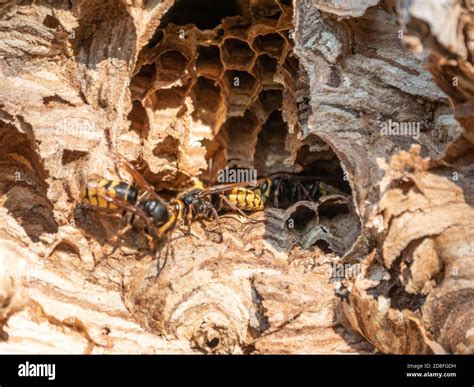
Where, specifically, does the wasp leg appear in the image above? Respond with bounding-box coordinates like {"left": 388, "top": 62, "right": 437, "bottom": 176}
{"left": 106, "top": 223, "right": 133, "bottom": 256}
{"left": 220, "top": 195, "right": 259, "bottom": 223}
{"left": 143, "top": 229, "right": 155, "bottom": 251}
{"left": 271, "top": 181, "right": 286, "bottom": 208}
{"left": 202, "top": 203, "right": 223, "bottom": 243}
{"left": 180, "top": 203, "right": 194, "bottom": 237}
{"left": 296, "top": 182, "right": 312, "bottom": 201}
{"left": 155, "top": 234, "right": 174, "bottom": 276}
{"left": 98, "top": 193, "right": 152, "bottom": 225}
{"left": 96, "top": 193, "right": 157, "bottom": 257}
{"left": 109, "top": 151, "right": 167, "bottom": 205}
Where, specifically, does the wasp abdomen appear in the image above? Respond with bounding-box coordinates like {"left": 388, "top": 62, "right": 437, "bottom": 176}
{"left": 81, "top": 179, "right": 138, "bottom": 209}
{"left": 224, "top": 187, "right": 265, "bottom": 211}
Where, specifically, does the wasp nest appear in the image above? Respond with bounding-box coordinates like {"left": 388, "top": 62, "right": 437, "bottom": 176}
{"left": 129, "top": 0, "right": 318, "bottom": 185}
{"left": 119, "top": 0, "right": 363, "bottom": 354}
{"left": 126, "top": 0, "right": 358, "bottom": 257}
{"left": 0, "top": 0, "right": 366, "bottom": 355}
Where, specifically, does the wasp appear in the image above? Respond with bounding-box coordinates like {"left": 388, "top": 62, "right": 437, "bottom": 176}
{"left": 261, "top": 174, "right": 345, "bottom": 209}
{"left": 158, "top": 179, "right": 270, "bottom": 238}
{"left": 208, "top": 179, "right": 272, "bottom": 212}
{"left": 81, "top": 130, "right": 346, "bottom": 260}
{"left": 81, "top": 174, "right": 263, "bottom": 262}
{"left": 80, "top": 152, "right": 172, "bottom": 251}
{"left": 207, "top": 173, "right": 344, "bottom": 213}
{"left": 81, "top": 128, "right": 204, "bottom": 249}
{"left": 155, "top": 181, "right": 223, "bottom": 240}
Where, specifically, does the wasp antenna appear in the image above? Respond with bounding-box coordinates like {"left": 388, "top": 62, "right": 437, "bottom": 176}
{"left": 208, "top": 157, "right": 214, "bottom": 186}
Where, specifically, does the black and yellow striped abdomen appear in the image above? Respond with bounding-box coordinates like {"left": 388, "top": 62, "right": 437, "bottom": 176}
{"left": 223, "top": 188, "right": 263, "bottom": 211}
{"left": 213, "top": 178, "right": 272, "bottom": 212}
{"left": 81, "top": 179, "right": 138, "bottom": 209}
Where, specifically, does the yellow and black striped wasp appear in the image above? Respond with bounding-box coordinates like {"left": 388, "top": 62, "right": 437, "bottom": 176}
{"left": 82, "top": 164, "right": 343, "bottom": 236}
{"left": 80, "top": 151, "right": 173, "bottom": 252}
{"left": 201, "top": 172, "right": 345, "bottom": 213}
{"left": 80, "top": 165, "right": 265, "bottom": 265}
{"left": 80, "top": 130, "right": 345, "bottom": 265}
{"left": 80, "top": 137, "right": 251, "bottom": 254}
{"left": 258, "top": 173, "right": 346, "bottom": 209}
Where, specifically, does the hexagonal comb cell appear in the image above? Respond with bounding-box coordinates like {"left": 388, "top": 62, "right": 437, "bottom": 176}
{"left": 196, "top": 45, "right": 223, "bottom": 80}
{"left": 155, "top": 50, "right": 190, "bottom": 83}
{"left": 221, "top": 38, "right": 256, "bottom": 71}
{"left": 221, "top": 15, "right": 252, "bottom": 41}
{"left": 128, "top": 101, "right": 150, "bottom": 138}
{"left": 218, "top": 110, "right": 260, "bottom": 167}
{"left": 252, "top": 32, "right": 286, "bottom": 58}
{"left": 149, "top": 82, "right": 191, "bottom": 111}
{"left": 221, "top": 70, "right": 260, "bottom": 117}
{"left": 252, "top": 54, "right": 278, "bottom": 87}
{"left": 251, "top": 89, "right": 283, "bottom": 122}
{"left": 250, "top": 0, "right": 282, "bottom": 20}
{"left": 130, "top": 63, "right": 156, "bottom": 100}
{"left": 190, "top": 77, "right": 226, "bottom": 130}
{"left": 254, "top": 110, "right": 290, "bottom": 174}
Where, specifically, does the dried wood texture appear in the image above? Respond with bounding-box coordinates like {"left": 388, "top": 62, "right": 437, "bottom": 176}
{"left": 0, "top": 0, "right": 472, "bottom": 354}
{"left": 293, "top": 0, "right": 473, "bottom": 354}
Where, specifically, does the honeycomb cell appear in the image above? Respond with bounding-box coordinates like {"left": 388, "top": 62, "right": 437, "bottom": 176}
{"left": 218, "top": 110, "right": 260, "bottom": 167}
{"left": 148, "top": 82, "right": 191, "bottom": 111}
{"left": 221, "top": 15, "right": 252, "bottom": 41}
{"left": 155, "top": 50, "right": 190, "bottom": 83}
{"left": 258, "top": 89, "right": 283, "bottom": 115}
{"left": 196, "top": 45, "right": 224, "bottom": 80}
{"left": 130, "top": 63, "right": 157, "bottom": 100}
{"left": 250, "top": 0, "right": 282, "bottom": 20}
{"left": 190, "top": 77, "right": 226, "bottom": 130}
{"left": 221, "top": 38, "right": 256, "bottom": 71}
{"left": 252, "top": 54, "right": 278, "bottom": 87}
{"left": 128, "top": 101, "right": 150, "bottom": 138}
{"left": 252, "top": 32, "right": 286, "bottom": 58}
{"left": 250, "top": 89, "right": 283, "bottom": 124}
{"left": 225, "top": 110, "right": 259, "bottom": 135}
{"left": 280, "top": 53, "right": 299, "bottom": 90}
{"left": 152, "top": 135, "right": 179, "bottom": 163}
{"left": 254, "top": 110, "right": 289, "bottom": 174}
{"left": 158, "top": 0, "right": 239, "bottom": 30}
{"left": 221, "top": 70, "right": 260, "bottom": 117}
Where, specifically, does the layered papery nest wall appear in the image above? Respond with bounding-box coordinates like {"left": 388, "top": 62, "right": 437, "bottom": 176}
{"left": 0, "top": 0, "right": 472, "bottom": 354}
{"left": 294, "top": 0, "right": 473, "bottom": 354}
